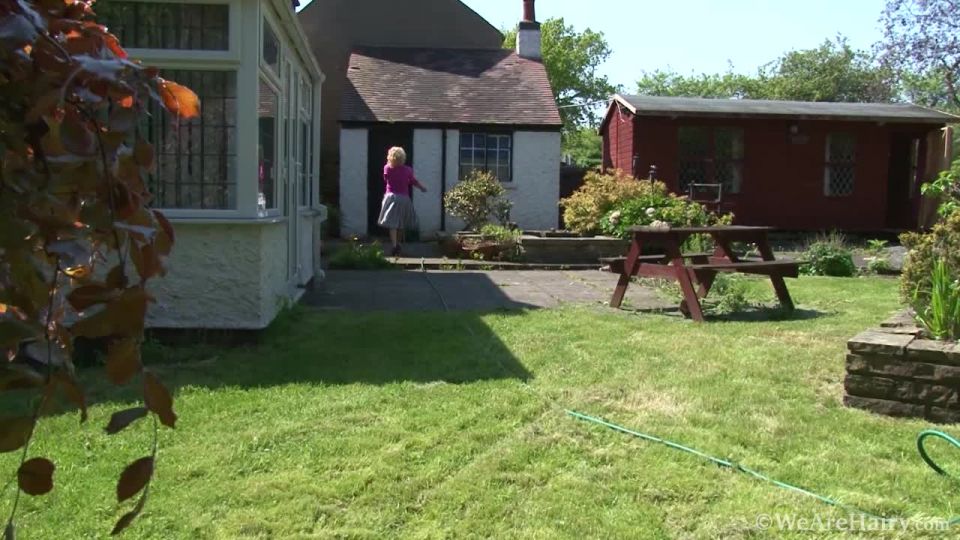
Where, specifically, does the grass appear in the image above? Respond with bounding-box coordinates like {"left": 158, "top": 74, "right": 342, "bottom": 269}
{"left": 3, "top": 276, "right": 959, "bottom": 538}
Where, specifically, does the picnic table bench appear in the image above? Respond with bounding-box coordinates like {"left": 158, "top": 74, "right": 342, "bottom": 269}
{"left": 605, "top": 225, "right": 799, "bottom": 321}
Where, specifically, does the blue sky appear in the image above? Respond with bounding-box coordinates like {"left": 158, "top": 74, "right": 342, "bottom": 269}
{"left": 462, "top": 0, "right": 888, "bottom": 92}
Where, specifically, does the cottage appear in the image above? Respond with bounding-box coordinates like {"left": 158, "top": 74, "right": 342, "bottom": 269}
{"left": 600, "top": 95, "right": 958, "bottom": 231}
{"left": 97, "top": 0, "right": 325, "bottom": 329}
{"left": 301, "top": 0, "right": 562, "bottom": 237}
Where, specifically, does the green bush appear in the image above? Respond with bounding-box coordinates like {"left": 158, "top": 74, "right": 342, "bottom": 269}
{"left": 328, "top": 241, "right": 394, "bottom": 270}
{"left": 479, "top": 223, "right": 521, "bottom": 243}
{"left": 707, "top": 274, "right": 752, "bottom": 315}
{"left": 920, "top": 157, "right": 960, "bottom": 218}
{"left": 800, "top": 232, "right": 857, "bottom": 277}
{"left": 599, "top": 191, "right": 731, "bottom": 240}
{"left": 560, "top": 169, "right": 654, "bottom": 235}
{"left": 444, "top": 170, "right": 512, "bottom": 231}
{"left": 901, "top": 209, "right": 960, "bottom": 315}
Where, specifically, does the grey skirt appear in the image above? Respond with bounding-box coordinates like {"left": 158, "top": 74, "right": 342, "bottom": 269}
{"left": 378, "top": 192, "right": 419, "bottom": 230}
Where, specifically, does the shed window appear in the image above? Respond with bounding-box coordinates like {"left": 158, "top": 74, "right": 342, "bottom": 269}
{"left": 460, "top": 133, "right": 512, "bottom": 182}
{"left": 145, "top": 70, "right": 237, "bottom": 209}
{"left": 98, "top": 2, "right": 228, "bottom": 50}
{"left": 678, "top": 127, "right": 743, "bottom": 195}
{"left": 824, "top": 134, "right": 856, "bottom": 197}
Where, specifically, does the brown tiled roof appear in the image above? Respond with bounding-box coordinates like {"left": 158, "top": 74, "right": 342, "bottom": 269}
{"left": 340, "top": 47, "right": 561, "bottom": 127}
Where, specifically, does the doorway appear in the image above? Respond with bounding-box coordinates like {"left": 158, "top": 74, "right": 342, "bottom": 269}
{"left": 367, "top": 126, "right": 414, "bottom": 235}
{"left": 886, "top": 133, "right": 920, "bottom": 230}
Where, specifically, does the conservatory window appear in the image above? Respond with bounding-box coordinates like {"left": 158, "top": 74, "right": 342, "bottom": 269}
{"left": 262, "top": 19, "right": 280, "bottom": 75}
{"left": 145, "top": 70, "right": 237, "bottom": 210}
{"left": 97, "top": 2, "right": 229, "bottom": 50}
{"left": 258, "top": 79, "right": 279, "bottom": 213}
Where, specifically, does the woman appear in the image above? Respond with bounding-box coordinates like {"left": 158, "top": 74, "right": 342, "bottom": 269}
{"left": 378, "top": 146, "right": 426, "bottom": 256}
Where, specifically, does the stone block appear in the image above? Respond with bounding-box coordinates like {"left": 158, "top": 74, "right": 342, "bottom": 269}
{"left": 880, "top": 310, "right": 917, "bottom": 328}
{"left": 847, "top": 330, "right": 916, "bottom": 355}
{"left": 846, "top": 354, "right": 960, "bottom": 384}
{"left": 845, "top": 374, "right": 960, "bottom": 408}
{"left": 844, "top": 395, "right": 960, "bottom": 424}
{"left": 907, "top": 339, "right": 960, "bottom": 367}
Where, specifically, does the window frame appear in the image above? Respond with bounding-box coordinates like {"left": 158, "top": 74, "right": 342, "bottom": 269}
{"left": 100, "top": 0, "right": 241, "bottom": 64}
{"left": 458, "top": 131, "right": 514, "bottom": 183}
{"left": 677, "top": 126, "right": 744, "bottom": 196}
{"left": 257, "top": 75, "right": 281, "bottom": 216}
{"left": 823, "top": 133, "right": 856, "bottom": 197}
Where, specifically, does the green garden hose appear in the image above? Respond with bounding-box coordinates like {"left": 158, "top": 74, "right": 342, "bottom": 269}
{"left": 418, "top": 270, "right": 959, "bottom": 527}
{"left": 567, "top": 410, "right": 960, "bottom": 527}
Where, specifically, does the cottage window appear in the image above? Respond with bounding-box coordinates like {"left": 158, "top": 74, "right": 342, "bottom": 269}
{"left": 824, "top": 133, "right": 856, "bottom": 197}
{"left": 145, "top": 70, "right": 237, "bottom": 210}
{"left": 459, "top": 133, "right": 512, "bottom": 182}
{"left": 98, "top": 2, "right": 229, "bottom": 50}
{"left": 678, "top": 127, "right": 743, "bottom": 195}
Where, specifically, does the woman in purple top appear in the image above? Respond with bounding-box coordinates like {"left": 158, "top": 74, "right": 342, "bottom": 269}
{"left": 378, "top": 146, "right": 426, "bottom": 256}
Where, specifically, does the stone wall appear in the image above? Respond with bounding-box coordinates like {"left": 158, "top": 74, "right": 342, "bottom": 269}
{"left": 844, "top": 311, "right": 960, "bottom": 423}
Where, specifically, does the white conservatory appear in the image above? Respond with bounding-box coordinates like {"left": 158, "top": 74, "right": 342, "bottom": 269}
{"left": 98, "top": 0, "right": 326, "bottom": 329}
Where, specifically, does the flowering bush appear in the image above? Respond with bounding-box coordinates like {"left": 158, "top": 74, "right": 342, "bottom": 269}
{"left": 560, "top": 169, "right": 654, "bottom": 234}
{"left": 598, "top": 183, "right": 732, "bottom": 239}
{"left": 444, "top": 170, "right": 512, "bottom": 231}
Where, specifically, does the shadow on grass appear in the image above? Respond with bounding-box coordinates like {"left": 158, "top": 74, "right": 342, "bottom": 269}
{"left": 616, "top": 305, "right": 827, "bottom": 323}
{"left": 61, "top": 272, "right": 539, "bottom": 410}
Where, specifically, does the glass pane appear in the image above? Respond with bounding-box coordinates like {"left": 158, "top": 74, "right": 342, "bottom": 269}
{"left": 300, "top": 122, "right": 309, "bottom": 205}
{"left": 258, "top": 79, "right": 278, "bottom": 212}
{"left": 678, "top": 161, "right": 706, "bottom": 193}
{"left": 147, "top": 70, "right": 237, "bottom": 210}
{"left": 263, "top": 20, "right": 280, "bottom": 73}
{"left": 828, "top": 133, "right": 855, "bottom": 162}
{"left": 96, "top": 2, "right": 228, "bottom": 50}
{"left": 678, "top": 127, "right": 709, "bottom": 159}
{"left": 715, "top": 128, "right": 744, "bottom": 160}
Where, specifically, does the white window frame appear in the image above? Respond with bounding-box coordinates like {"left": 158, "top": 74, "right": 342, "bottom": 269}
{"left": 109, "top": 0, "right": 241, "bottom": 64}
{"left": 257, "top": 74, "right": 282, "bottom": 216}
{"left": 459, "top": 132, "right": 514, "bottom": 182}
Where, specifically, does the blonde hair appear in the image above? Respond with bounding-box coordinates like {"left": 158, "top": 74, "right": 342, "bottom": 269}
{"left": 387, "top": 146, "right": 406, "bottom": 166}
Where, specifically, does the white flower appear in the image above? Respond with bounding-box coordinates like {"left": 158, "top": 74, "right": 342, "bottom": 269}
{"left": 609, "top": 210, "right": 621, "bottom": 225}
{"left": 650, "top": 220, "right": 670, "bottom": 230}
{"left": 646, "top": 207, "right": 656, "bottom": 217}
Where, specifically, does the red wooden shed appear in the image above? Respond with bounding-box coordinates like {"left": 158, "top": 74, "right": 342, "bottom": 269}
{"left": 599, "top": 95, "right": 958, "bottom": 231}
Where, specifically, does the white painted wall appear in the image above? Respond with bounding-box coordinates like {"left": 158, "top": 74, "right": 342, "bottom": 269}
{"left": 339, "top": 128, "right": 368, "bottom": 237}
{"left": 507, "top": 131, "right": 561, "bottom": 230}
{"left": 412, "top": 129, "right": 443, "bottom": 235}
{"left": 443, "top": 129, "right": 465, "bottom": 232}
{"left": 259, "top": 221, "right": 291, "bottom": 327}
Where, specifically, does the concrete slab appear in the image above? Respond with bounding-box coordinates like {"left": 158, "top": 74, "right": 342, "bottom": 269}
{"left": 301, "top": 270, "right": 675, "bottom": 313}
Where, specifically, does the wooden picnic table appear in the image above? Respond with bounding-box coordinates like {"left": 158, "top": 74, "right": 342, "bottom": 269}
{"left": 607, "top": 225, "right": 799, "bottom": 321}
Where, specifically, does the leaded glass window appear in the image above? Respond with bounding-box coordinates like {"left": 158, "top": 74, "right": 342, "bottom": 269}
{"left": 678, "top": 126, "right": 744, "bottom": 195}
{"left": 145, "top": 70, "right": 237, "bottom": 209}
{"left": 824, "top": 133, "right": 855, "bottom": 197}
{"left": 98, "top": 2, "right": 228, "bottom": 50}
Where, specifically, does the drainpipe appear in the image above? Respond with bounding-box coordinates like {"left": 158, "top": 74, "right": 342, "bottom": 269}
{"left": 440, "top": 129, "right": 447, "bottom": 231}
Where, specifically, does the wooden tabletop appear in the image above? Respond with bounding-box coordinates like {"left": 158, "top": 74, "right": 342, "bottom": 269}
{"left": 627, "top": 225, "right": 774, "bottom": 233}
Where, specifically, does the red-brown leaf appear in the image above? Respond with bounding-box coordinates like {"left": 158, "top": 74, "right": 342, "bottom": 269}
{"left": 60, "top": 109, "right": 96, "bottom": 156}
{"left": 105, "top": 338, "right": 141, "bottom": 385}
{"left": 17, "top": 457, "right": 55, "bottom": 496}
{"left": 143, "top": 372, "right": 176, "bottom": 428}
{"left": 158, "top": 79, "right": 200, "bottom": 119}
{"left": 71, "top": 287, "right": 148, "bottom": 339}
{"left": 0, "top": 319, "right": 40, "bottom": 349}
{"left": 103, "top": 32, "right": 127, "bottom": 59}
{"left": 0, "top": 416, "right": 33, "bottom": 453}
{"left": 54, "top": 371, "right": 87, "bottom": 423}
{"left": 133, "top": 140, "right": 154, "bottom": 170}
{"left": 105, "top": 407, "right": 148, "bottom": 435}
{"left": 68, "top": 283, "right": 119, "bottom": 311}
{"left": 116, "top": 456, "right": 153, "bottom": 503}
{"left": 152, "top": 210, "right": 175, "bottom": 247}
{"left": 131, "top": 242, "right": 162, "bottom": 282}
{"left": 106, "top": 264, "right": 128, "bottom": 289}
{"left": 111, "top": 492, "right": 147, "bottom": 535}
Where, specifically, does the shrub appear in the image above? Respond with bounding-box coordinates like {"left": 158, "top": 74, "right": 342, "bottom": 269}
{"left": 864, "top": 239, "right": 892, "bottom": 275}
{"left": 329, "top": 242, "right": 394, "bottom": 269}
{"left": 913, "top": 258, "right": 960, "bottom": 341}
{"left": 599, "top": 193, "right": 732, "bottom": 240}
{"left": 920, "top": 157, "right": 960, "bottom": 218}
{"left": 707, "top": 274, "right": 752, "bottom": 315}
{"left": 479, "top": 223, "right": 521, "bottom": 244}
{"left": 560, "top": 169, "right": 653, "bottom": 234}
{"left": 901, "top": 209, "right": 960, "bottom": 313}
{"left": 444, "top": 170, "right": 512, "bottom": 231}
{"left": 800, "top": 232, "right": 857, "bottom": 277}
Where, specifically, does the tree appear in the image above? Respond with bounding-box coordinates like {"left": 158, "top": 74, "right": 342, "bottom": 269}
{"left": 503, "top": 18, "right": 616, "bottom": 132}
{"left": 563, "top": 127, "right": 603, "bottom": 168}
{"left": 879, "top": 0, "right": 960, "bottom": 110}
{"left": 0, "top": 0, "right": 194, "bottom": 534}
{"left": 636, "top": 38, "right": 894, "bottom": 103}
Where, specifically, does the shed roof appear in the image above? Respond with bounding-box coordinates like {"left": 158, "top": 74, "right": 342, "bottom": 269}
{"left": 605, "top": 94, "right": 958, "bottom": 126}
{"left": 340, "top": 47, "right": 561, "bottom": 127}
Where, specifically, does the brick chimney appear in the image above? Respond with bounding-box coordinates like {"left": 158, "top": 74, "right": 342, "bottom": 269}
{"left": 516, "top": 0, "right": 541, "bottom": 60}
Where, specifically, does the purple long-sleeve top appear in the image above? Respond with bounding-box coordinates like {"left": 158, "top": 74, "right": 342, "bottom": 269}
{"left": 383, "top": 164, "right": 421, "bottom": 195}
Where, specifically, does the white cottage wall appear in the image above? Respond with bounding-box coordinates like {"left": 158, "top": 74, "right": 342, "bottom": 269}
{"left": 339, "top": 128, "right": 369, "bottom": 237}
{"left": 442, "top": 128, "right": 466, "bottom": 232}
{"left": 412, "top": 129, "right": 443, "bottom": 235}
{"left": 508, "top": 131, "right": 561, "bottom": 230}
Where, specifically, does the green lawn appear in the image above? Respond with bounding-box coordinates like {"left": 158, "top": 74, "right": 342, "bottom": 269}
{"left": 3, "top": 276, "right": 958, "bottom": 538}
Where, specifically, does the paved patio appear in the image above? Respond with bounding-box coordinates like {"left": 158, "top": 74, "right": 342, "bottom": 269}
{"left": 302, "top": 270, "right": 674, "bottom": 312}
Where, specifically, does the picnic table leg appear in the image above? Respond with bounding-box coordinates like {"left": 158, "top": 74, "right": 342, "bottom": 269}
{"left": 676, "top": 267, "right": 705, "bottom": 322}
{"left": 757, "top": 240, "right": 795, "bottom": 311}
{"left": 610, "top": 238, "right": 641, "bottom": 308}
